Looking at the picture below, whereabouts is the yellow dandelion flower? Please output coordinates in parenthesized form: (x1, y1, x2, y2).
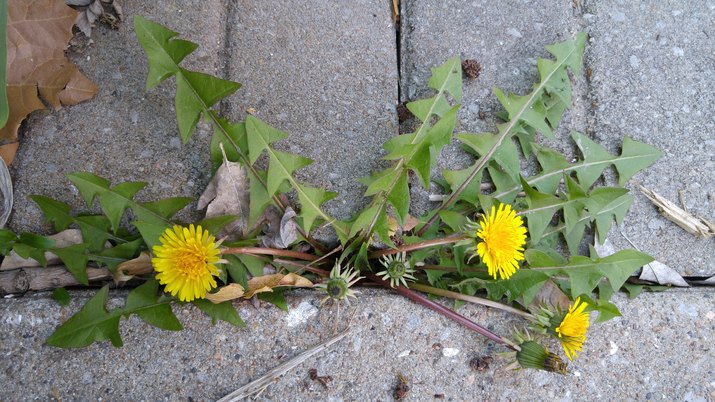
(555, 297, 590, 361)
(472, 203, 527, 280)
(152, 224, 222, 302)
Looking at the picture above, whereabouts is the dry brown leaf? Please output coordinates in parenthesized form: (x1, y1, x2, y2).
(114, 251, 153, 283)
(526, 279, 570, 310)
(243, 272, 313, 299)
(0, 158, 13, 228)
(0, 228, 83, 270)
(205, 283, 245, 304)
(2, 0, 99, 164)
(198, 158, 249, 239)
(638, 184, 715, 238)
(261, 207, 298, 249)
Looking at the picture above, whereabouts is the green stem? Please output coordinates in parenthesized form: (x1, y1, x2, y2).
(368, 234, 468, 259)
(408, 283, 535, 320)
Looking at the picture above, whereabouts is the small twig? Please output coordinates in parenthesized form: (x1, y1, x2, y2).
(217, 327, 352, 401)
(222, 247, 320, 262)
(368, 234, 468, 259)
(408, 283, 535, 319)
(272, 259, 330, 277)
(0, 266, 113, 295)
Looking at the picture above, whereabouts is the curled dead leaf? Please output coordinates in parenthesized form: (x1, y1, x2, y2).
(114, 251, 153, 283)
(243, 272, 313, 299)
(206, 283, 245, 304)
(261, 207, 298, 249)
(2, 0, 99, 164)
(198, 159, 249, 239)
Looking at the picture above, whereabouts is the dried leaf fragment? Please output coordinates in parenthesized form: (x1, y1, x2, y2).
(260, 207, 298, 249)
(638, 185, 715, 238)
(198, 159, 249, 239)
(243, 272, 313, 299)
(1, 0, 99, 164)
(206, 283, 245, 303)
(639, 260, 689, 287)
(114, 251, 153, 283)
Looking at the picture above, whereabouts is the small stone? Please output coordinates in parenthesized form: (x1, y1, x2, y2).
(629, 55, 641, 69)
(672, 47, 684, 57)
(506, 28, 522, 38)
(611, 11, 626, 22)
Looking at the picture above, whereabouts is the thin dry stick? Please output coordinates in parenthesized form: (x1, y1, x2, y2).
(0, 266, 113, 295)
(222, 247, 320, 262)
(408, 283, 534, 319)
(217, 327, 352, 402)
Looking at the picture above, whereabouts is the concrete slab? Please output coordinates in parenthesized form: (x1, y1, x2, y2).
(8, 1, 229, 235)
(223, 0, 398, 226)
(1, 288, 712, 400)
(584, 1, 715, 276)
(399, 0, 587, 216)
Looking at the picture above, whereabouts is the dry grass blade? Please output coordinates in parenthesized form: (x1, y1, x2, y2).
(638, 184, 715, 238)
(217, 327, 352, 401)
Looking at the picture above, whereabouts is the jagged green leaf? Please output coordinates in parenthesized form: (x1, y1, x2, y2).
(258, 288, 289, 311)
(533, 144, 570, 194)
(94, 239, 144, 271)
(46, 286, 123, 348)
(52, 244, 90, 285)
(13, 233, 54, 266)
(137, 197, 193, 222)
(443, 166, 483, 206)
(197, 215, 238, 235)
(520, 177, 562, 242)
(209, 115, 247, 171)
(133, 16, 197, 90)
(133, 220, 169, 249)
(52, 288, 71, 306)
(134, 16, 240, 143)
(125, 279, 182, 331)
(613, 137, 663, 186)
(193, 299, 245, 326)
(458, 133, 520, 182)
(175, 68, 240, 142)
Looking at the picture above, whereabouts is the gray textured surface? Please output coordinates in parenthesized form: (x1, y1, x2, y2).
(224, 0, 398, 226)
(1, 289, 713, 401)
(584, 0, 715, 276)
(8, 0, 227, 235)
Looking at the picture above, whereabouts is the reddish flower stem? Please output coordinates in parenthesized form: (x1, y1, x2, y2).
(363, 272, 517, 351)
(222, 247, 320, 262)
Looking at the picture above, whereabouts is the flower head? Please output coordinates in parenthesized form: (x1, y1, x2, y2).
(316, 263, 362, 305)
(554, 297, 590, 361)
(516, 341, 567, 374)
(377, 252, 417, 288)
(152, 224, 222, 302)
(466, 203, 527, 280)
